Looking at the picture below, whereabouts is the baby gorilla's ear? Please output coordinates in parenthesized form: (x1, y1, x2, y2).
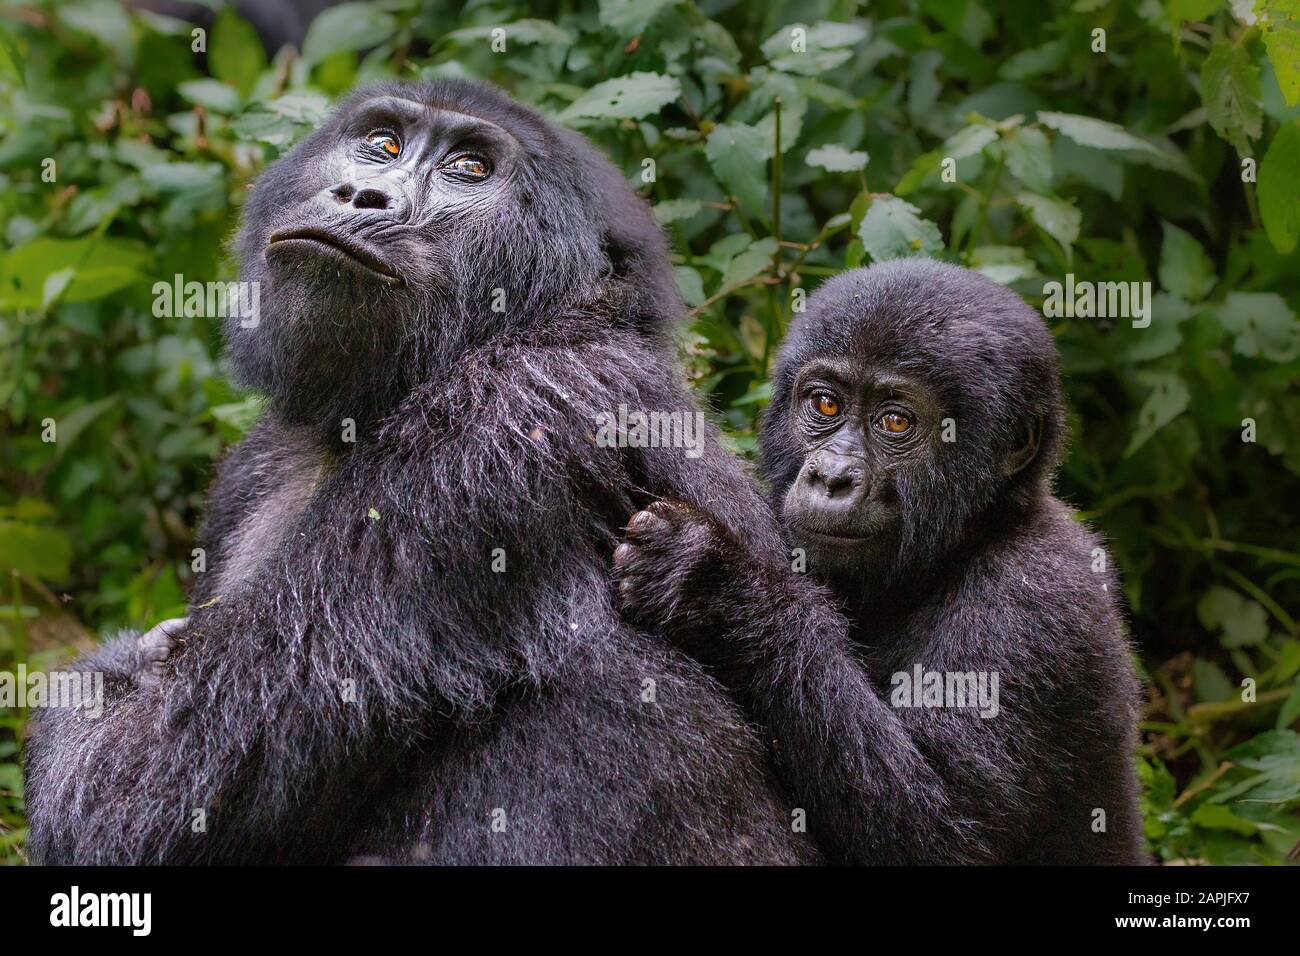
(1003, 416, 1042, 476)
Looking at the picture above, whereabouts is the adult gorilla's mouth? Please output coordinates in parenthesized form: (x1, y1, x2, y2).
(268, 227, 404, 284)
(798, 527, 871, 544)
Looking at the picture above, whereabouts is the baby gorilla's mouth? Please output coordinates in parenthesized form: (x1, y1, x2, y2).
(268, 227, 403, 284)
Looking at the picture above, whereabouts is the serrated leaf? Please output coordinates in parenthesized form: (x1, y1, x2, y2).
(561, 72, 681, 121)
(598, 0, 677, 38)
(1038, 111, 1163, 155)
(1002, 126, 1053, 193)
(1218, 292, 1300, 361)
(178, 78, 241, 114)
(1201, 41, 1263, 152)
(969, 245, 1038, 284)
(1125, 371, 1190, 457)
(805, 144, 869, 172)
(302, 3, 398, 64)
(1258, 121, 1300, 254)
(674, 266, 705, 307)
(762, 21, 869, 75)
(210, 7, 266, 97)
(1158, 221, 1216, 301)
(1016, 192, 1082, 248)
(653, 199, 702, 225)
(1261, 0, 1300, 107)
(858, 196, 944, 262)
(720, 237, 778, 288)
(1198, 586, 1270, 648)
(446, 19, 573, 48)
(706, 121, 769, 212)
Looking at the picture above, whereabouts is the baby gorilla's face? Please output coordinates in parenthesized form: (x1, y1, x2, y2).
(778, 355, 941, 577)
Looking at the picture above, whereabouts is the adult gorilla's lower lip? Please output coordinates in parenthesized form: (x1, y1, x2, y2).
(267, 228, 403, 284)
(798, 527, 871, 543)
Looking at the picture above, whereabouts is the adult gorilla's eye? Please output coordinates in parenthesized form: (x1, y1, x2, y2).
(812, 393, 841, 418)
(878, 412, 911, 434)
(443, 153, 491, 180)
(365, 130, 401, 158)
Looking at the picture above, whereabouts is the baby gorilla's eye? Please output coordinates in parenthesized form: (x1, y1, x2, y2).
(444, 153, 491, 179)
(878, 413, 911, 434)
(812, 393, 841, 418)
(366, 130, 401, 158)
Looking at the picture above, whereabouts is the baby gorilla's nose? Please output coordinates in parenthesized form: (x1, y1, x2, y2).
(804, 452, 865, 501)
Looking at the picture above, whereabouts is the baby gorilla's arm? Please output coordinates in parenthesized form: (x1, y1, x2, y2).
(73, 618, 187, 688)
(615, 500, 1026, 865)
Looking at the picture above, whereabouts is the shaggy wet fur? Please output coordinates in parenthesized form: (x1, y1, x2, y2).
(23, 81, 819, 865)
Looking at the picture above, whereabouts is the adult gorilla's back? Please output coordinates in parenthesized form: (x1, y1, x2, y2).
(24, 81, 816, 864)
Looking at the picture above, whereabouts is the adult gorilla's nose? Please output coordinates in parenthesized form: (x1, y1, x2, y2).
(314, 178, 405, 221)
(324, 181, 403, 217)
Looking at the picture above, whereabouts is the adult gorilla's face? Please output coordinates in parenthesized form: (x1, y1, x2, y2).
(264, 96, 524, 289)
(226, 81, 677, 434)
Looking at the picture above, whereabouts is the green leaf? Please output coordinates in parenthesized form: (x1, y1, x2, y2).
(858, 196, 944, 262)
(720, 237, 778, 289)
(302, 3, 398, 65)
(943, 123, 999, 160)
(1015, 192, 1082, 249)
(706, 121, 769, 213)
(0, 522, 72, 581)
(0, 237, 150, 310)
(805, 145, 869, 172)
(969, 245, 1038, 284)
(560, 72, 682, 121)
(762, 21, 869, 75)
(653, 199, 702, 225)
(1278, 680, 1300, 730)
(1258, 121, 1300, 254)
(1124, 371, 1190, 457)
(1218, 292, 1300, 362)
(598, 0, 677, 38)
(1190, 803, 1259, 835)
(1198, 586, 1270, 648)
(1261, 0, 1300, 108)
(1158, 222, 1216, 301)
(1001, 126, 1053, 193)
(1038, 111, 1163, 155)
(210, 7, 267, 97)
(178, 78, 241, 114)
(446, 20, 573, 49)
(674, 266, 705, 307)
(1192, 658, 1236, 703)
(1201, 41, 1263, 152)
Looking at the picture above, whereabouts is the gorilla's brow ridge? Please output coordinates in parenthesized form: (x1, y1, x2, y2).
(356, 95, 527, 148)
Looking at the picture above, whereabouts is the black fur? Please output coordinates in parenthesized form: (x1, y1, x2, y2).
(23, 81, 818, 865)
(615, 261, 1146, 864)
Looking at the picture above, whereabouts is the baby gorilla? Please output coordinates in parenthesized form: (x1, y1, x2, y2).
(615, 260, 1146, 864)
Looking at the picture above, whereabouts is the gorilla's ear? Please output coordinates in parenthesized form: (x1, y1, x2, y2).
(1003, 416, 1042, 476)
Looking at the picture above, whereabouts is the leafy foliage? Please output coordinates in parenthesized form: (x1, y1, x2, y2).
(1, 0, 1299, 865)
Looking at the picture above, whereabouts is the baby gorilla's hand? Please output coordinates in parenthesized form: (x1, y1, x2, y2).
(135, 617, 188, 688)
(614, 500, 734, 649)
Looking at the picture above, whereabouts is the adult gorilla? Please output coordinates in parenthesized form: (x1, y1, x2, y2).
(24, 81, 817, 865)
